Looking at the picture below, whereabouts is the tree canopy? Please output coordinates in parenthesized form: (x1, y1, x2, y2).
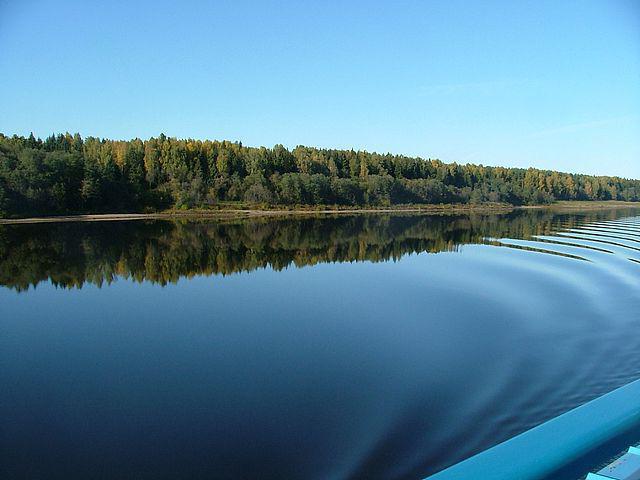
(1, 132, 638, 217)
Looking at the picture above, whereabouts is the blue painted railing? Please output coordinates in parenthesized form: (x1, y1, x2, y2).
(426, 378, 640, 480)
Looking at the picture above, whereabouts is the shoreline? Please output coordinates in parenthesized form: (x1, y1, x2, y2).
(0, 201, 637, 225)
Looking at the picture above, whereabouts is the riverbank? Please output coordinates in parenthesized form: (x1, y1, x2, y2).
(522, 200, 640, 211)
(0, 203, 512, 224)
(0, 201, 638, 225)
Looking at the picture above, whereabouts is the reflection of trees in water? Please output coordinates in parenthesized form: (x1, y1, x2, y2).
(0, 208, 637, 291)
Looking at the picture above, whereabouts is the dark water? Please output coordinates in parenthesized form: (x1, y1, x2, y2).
(1, 208, 640, 480)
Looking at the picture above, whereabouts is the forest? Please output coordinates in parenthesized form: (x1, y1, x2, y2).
(1, 132, 639, 217)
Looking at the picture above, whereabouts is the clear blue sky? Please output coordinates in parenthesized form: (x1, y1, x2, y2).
(1, 0, 638, 178)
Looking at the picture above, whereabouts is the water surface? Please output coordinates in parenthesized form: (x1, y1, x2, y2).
(1, 208, 640, 479)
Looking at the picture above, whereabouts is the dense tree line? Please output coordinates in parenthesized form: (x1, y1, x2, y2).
(0, 132, 638, 217)
(1, 208, 634, 291)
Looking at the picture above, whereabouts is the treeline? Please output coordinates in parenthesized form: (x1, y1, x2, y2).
(1, 209, 631, 291)
(1, 132, 639, 217)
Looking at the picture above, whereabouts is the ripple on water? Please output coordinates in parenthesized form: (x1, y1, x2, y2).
(425, 216, 640, 476)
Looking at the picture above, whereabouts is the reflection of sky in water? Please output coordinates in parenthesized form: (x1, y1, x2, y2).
(1, 210, 640, 480)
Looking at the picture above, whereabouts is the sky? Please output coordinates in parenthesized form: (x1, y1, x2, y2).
(1, 0, 639, 178)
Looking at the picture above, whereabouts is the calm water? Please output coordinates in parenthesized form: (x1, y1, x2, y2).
(2, 208, 640, 479)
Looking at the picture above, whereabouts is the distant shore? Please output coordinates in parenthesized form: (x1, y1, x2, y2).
(520, 200, 640, 211)
(0, 201, 638, 225)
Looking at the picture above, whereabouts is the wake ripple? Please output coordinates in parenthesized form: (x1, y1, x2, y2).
(411, 215, 640, 478)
